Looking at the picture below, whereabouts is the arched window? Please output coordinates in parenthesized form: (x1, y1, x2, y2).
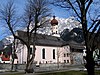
(53, 49, 55, 59)
(42, 48, 45, 59)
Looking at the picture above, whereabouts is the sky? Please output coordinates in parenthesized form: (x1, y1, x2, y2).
(0, 0, 69, 17)
(0, 0, 70, 40)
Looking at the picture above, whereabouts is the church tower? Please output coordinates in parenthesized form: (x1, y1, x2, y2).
(51, 16, 60, 37)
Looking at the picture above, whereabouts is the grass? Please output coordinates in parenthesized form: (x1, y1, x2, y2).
(39, 70, 100, 75)
(4, 73, 23, 75)
(1, 70, 100, 75)
(39, 71, 87, 75)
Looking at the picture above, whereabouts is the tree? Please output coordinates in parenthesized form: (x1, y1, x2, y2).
(0, 0, 21, 71)
(52, 0, 100, 75)
(57, 48, 63, 68)
(23, 0, 51, 73)
(0, 0, 51, 73)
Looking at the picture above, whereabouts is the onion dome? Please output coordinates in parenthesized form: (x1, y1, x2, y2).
(51, 16, 58, 26)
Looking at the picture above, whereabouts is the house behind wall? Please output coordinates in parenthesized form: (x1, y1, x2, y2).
(69, 43, 85, 65)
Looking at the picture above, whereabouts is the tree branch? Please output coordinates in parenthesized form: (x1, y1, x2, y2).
(67, 0, 81, 19)
(88, 20, 99, 31)
(89, 20, 100, 39)
(86, 0, 93, 13)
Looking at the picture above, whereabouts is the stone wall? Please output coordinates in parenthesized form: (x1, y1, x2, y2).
(0, 63, 11, 70)
(39, 63, 70, 67)
(0, 63, 26, 70)
(72, 52, 84, 65)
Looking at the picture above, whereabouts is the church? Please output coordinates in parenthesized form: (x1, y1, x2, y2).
(15, 16, 71, 65)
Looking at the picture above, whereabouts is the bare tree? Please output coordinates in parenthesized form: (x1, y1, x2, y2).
(52, 0, 100, 75)
(57, 48, 63, 68)
(0, 0, 51, 73)
(0, 0, 22, 71)
(21, 0, 51, 73)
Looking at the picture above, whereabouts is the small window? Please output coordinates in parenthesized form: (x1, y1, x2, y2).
(46, 61, 48, 64)
(64, 60, 66, 63)
(67, 53, 69, 57)
(67, 60, 69, 63)
(64, 54, 66, 57)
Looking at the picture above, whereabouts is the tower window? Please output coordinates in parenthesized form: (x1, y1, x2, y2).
(42, 48, 45, 59)
(56, 31, 57, 34)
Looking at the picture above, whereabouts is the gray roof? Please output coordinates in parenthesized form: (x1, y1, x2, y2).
(17, 30, 67, 47)
(66, 40, 85, 49)
(0, 41, 4, 50)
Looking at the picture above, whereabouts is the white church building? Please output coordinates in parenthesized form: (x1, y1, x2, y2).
(15, 16, 71, 65)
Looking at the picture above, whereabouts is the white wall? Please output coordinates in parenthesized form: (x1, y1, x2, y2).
(16, 44, 71, 65)
(16, 44, 27, 64)
(58, 46, 71, 64)
(35, 46, 57, 65)
(35, 45, 71, 65)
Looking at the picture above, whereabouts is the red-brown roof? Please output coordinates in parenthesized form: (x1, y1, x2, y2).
(51, 16, 58, 26)
(1, 55, 10, 61)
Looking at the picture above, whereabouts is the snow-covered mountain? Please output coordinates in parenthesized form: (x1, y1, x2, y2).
(58, 17, 82, 32)
(37, 17, 82, 35)
(2, 35, 14, 45)
(0, 17, 82, 48)
(0, 35, 14, 50)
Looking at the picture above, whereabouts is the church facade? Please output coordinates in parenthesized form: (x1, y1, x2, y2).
(15, 16, 71, 65)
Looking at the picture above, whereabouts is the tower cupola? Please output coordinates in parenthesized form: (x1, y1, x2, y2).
(51, 16, 58, 26)
(50, 16, 60, 37)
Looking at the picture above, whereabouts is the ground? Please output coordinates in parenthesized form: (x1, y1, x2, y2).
(0, 70, 100, 75)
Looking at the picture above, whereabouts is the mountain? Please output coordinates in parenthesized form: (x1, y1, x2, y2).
(36, 17, 82, 35)
(0, 35, 14, 49)
(61, 28, 84, 43)
(2, 35, 14, 45)
(0, 17, 82, 48)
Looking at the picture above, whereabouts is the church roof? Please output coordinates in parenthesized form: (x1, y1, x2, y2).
(16, 30, 68, 47)
(66, 40, 85, 49)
